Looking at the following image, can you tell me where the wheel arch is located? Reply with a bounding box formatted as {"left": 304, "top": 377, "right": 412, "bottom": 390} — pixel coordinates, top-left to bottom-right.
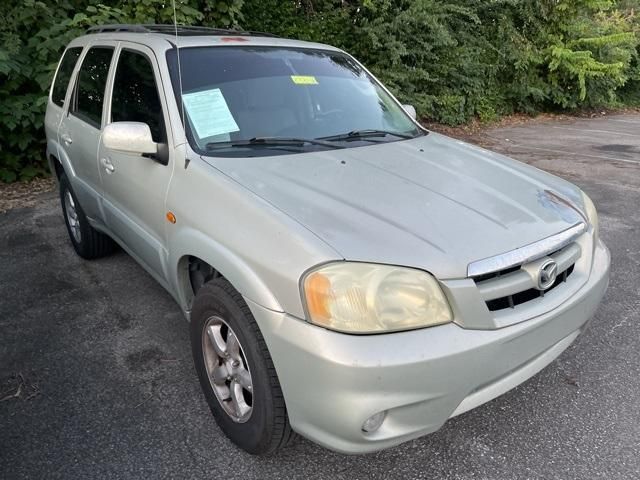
{"left": 47, "top": 139, "right": 76, "bottom": 183}
{"left": 49, "top": 153, "right": 65, "bottom": 180}
{"left": 47, "top": 146, "right": 64, "bottom": 181}
{"left": 170, "top": 228, "right": 283, "bottom": 318}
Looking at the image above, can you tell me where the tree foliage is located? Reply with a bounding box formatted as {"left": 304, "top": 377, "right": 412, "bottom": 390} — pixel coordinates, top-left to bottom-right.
{"left": 0, "top": 0, "right": 638, "bottom": 182}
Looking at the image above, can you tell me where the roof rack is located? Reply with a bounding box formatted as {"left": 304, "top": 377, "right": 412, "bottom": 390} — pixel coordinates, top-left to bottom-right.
{"left": 86, "top": 24, "right": 278, "bottom": 38}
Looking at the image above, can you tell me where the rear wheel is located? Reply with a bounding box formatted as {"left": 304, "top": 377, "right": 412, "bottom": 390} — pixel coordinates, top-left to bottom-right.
{"left": 59, "top": 173, "right": 114, "bottom": 259}
{"left": 190, "top": 278, "right": 294, "bottom": 454}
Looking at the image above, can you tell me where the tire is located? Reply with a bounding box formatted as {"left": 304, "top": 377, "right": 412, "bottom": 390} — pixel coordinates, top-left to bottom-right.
{"left": 190, "top": 278, "right": 294, "bottom": 454}
{"left": 59, "top": 173, "right": 115, "bottom": 259}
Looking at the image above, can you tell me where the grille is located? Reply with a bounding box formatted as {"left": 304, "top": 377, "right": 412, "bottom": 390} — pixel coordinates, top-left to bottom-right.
{"left": 473, "top": 243, "right": 581, "bottom": 312}
{"left": 485, "top": 265, "right": 575, "bottom": 311}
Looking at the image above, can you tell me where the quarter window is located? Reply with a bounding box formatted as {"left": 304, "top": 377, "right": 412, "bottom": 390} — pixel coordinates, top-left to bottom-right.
{"left": 111, "top": 50, "right": 165, "bottom": 142}
{"left": 72, "top": 47, "right": 114, "bottom": 128}
{"left": 51, "top": 47, "right": 82, "bottom": 107}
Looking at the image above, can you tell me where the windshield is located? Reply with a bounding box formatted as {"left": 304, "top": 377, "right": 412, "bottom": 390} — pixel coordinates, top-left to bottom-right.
{"left": 166, "top": 46, "right": 423, "bottom": 156}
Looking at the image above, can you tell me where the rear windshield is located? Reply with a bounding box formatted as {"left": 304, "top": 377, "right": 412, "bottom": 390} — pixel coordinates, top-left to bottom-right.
{"left": 166, "top": 46, "right": 422, "bottom": 156}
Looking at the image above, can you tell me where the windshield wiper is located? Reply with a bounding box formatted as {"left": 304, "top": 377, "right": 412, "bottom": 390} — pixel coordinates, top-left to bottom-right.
{"left": 205, "top": 136, "right": 345, "bottom": 150}
{"left": 318, "top": 129, "right": 416, "bottom": 142}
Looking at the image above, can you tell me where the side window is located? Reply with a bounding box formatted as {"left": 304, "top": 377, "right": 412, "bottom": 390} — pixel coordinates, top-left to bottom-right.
{"left": 51, "top": 47, "right": 82, "bottom": 107}
{"left": 111, "top": 50, "right": 165, "bottom": 143}
{"left": 71, "top": 47, "right": 114, "bottom": 128}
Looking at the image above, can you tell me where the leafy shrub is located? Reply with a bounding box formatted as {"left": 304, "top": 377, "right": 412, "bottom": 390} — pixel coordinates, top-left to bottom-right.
{"left": 0, "top": 0, "right": 638, "bottom": 182}
{"left": 242, "top": 0, "right": 639, "bottom": 123}
{"left": 0, "top": 0, "right": 239, "bottom": 183}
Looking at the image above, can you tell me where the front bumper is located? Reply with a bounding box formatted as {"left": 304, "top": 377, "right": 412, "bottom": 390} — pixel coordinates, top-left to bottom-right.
{"left": 249, "top": 240, "right": 610, "bottom": 454}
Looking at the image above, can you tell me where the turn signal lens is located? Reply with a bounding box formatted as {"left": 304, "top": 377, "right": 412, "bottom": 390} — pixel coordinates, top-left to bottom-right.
{"left": 302, "top": 262, "right": 452, "bottom": 334}
{"left": 305, "top": 271, "right": 331, "bottom": 323}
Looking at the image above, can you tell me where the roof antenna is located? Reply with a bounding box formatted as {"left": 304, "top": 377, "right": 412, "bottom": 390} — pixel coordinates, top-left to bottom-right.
{"left": 171, "top": 0, "right": 189, "bottom": 169}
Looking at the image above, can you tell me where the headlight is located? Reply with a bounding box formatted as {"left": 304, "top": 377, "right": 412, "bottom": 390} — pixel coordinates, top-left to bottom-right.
{"left": 581, "top": 191, "right": 599, "bottom": 239}
{"left": 301, "top": 262, "right": 452, "bottom": 334}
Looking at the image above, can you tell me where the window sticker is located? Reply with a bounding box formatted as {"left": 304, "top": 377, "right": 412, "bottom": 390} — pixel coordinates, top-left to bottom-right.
{"left": 291, "top": 75, "right": 318, "bottom": 85}
{"left": 182, "top": 88, "right": 240, "bottom": 138}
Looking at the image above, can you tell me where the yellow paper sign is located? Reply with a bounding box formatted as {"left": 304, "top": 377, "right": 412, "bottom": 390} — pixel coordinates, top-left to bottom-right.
{"left": 291, "top": 75, "right": 318, "bottom": 85}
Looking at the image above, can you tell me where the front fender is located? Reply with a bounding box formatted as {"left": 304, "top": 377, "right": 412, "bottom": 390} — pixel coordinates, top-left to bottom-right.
{"left": 168, "top": 226, "right": 282, "bottom": 317}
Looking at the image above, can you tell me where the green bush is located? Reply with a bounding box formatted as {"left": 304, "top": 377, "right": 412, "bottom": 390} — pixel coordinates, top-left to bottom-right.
{"left": 0, "top": 0, "right": 638, "bottom": 182}
{"left": 0, "top": 0, "right": 239, "bottom": 182}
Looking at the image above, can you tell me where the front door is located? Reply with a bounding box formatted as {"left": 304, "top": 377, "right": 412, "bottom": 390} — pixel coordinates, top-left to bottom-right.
{"left": 98, "top": 43, "right": 173, "bottom": 281}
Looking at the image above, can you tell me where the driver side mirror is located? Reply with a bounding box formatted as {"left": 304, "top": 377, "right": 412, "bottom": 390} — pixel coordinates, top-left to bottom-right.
{"left": 103, "top": 121, "right": 158, "bottom": 156}
{"left": 402, "top": 104, "right": 417, "bottom": 120}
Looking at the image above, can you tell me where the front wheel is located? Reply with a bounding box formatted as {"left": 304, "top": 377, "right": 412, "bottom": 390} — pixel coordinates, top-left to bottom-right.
{"left": 190, "top": 278, "right": 294, "bottom": 454}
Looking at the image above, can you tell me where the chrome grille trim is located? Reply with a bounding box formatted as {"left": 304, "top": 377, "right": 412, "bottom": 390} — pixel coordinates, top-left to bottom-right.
{"left": 476, "top": 243, "right": 581, "bottom": 302}
{"left": 467, "top": 223, "right": 586, "bottom": 278}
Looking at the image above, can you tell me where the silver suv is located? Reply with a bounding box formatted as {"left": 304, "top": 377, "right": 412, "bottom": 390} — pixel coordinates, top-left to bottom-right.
{"left": 45, "top": 24, "right": 610, "bottom": 455}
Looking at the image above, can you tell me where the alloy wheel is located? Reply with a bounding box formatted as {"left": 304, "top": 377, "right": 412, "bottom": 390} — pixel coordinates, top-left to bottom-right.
{"left": 202, "top": 316, "right": 254, "bottom": 423}
{"left": 64, "top": 189, "right": 81, "bottom": 243}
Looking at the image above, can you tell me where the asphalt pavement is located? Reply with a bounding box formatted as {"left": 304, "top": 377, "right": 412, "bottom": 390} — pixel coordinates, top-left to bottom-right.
{"left": 1, "top": 114, "right": 639, "bottom": 479}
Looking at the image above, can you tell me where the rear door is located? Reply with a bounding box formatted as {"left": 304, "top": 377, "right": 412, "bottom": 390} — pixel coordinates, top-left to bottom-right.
{"left": 46, "top": 46, "right": 83, "bottom": 174}
{"left": 59, "top": 43, "right": 116, "bottom": 220}
{"left": 99, "top": 43, "right": 173, "bottom": 280}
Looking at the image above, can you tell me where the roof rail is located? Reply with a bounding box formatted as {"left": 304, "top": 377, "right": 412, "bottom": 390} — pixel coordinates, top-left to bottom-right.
{"left": 85, "top": 24, "right": 279, "bottom": 38}
{"left": 86, "top": 24, "right": 148, "bottom": 34}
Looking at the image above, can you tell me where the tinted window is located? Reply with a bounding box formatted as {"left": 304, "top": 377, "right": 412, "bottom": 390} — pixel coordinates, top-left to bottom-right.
{"left": 72, "top": 47, "right": 114, "bottom": 128}
{"left": 111, "top": 50, "right": 164, "bottom": 142}
{"left": 51, "top": 47, "right": 82, "bottom": 107}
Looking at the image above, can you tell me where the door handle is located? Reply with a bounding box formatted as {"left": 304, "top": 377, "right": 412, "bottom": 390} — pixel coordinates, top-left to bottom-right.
{"left": 61, "top": 133, "right": 73, "bottom": 145}
{"left": 101, "top": 157, "right": 115, "bottom": 174}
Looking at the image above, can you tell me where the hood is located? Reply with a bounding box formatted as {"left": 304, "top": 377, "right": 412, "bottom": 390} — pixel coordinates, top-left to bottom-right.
{"left": 203, "top": 133, "right": 585, "bottom": 279}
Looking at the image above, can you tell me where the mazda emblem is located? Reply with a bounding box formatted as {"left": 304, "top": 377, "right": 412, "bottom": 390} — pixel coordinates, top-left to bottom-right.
{"left": 537, "top": 259, "right": 559, "bottom": 290}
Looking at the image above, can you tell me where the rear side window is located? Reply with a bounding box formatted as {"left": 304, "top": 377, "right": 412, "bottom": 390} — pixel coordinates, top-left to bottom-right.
{"left": 51, "top": 47, "right": 82, "bottom": 107}
{"left": 72, "top": 47, "right": 114, "bottom": 128}
{"left": 111, "top": 50, "right": 165, "bottom": 142}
